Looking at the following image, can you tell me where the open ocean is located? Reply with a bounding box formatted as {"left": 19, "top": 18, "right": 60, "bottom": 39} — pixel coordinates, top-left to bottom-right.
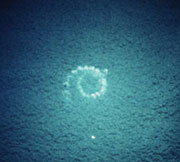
{"left": 0, "top": 0, "right": 180, "bottom": 161}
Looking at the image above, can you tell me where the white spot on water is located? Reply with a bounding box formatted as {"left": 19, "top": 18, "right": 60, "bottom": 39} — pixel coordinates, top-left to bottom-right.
{"left": 71, "top": 70, "right": 77, "bottom": 74}
{"left": 84, "top": 65, "right": 88, "bottom": 70}
{"left": 91, "top": 135, "right": 96, "bottom": 139}
{"left": 91, "top": 93, "right": 96, "bottom": 98}
{"left": 78, "top": 66, "right": 83, "bottom": 71}
{"left": 104, "top": 69, "right": 108, "bottom": 74}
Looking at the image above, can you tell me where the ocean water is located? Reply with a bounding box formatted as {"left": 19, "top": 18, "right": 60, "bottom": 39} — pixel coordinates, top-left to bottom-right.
{"left": 0, "top": 0, "right": 180, "bottom": 161}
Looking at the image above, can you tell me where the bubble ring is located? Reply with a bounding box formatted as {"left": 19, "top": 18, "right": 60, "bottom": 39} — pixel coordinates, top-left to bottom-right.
{"left": 70, "top": 66, "right": 108, "bottom": 99}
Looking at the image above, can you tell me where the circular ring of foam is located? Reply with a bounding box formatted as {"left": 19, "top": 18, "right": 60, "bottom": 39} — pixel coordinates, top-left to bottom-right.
{"left": 71, "top": 66, "right": 108, "bottom": 98}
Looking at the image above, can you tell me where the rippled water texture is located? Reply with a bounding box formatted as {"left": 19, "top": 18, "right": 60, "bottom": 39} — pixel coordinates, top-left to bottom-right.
{"left": 0, "top": 0, "right": 180, "bottom": 161}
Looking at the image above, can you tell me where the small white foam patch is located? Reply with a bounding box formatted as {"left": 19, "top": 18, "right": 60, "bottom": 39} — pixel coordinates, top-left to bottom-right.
{"left": 104, "top": 69, "right": 108, "bottom": 74}
{"left": 95, "top": 92, "right": 100, "bottom": 96}
{"left": 84, "top": 66, "right": 88, "bottom": 70}
{"left": 102, "top": 79, "right": 107, "bottom": 86}
{"left": 91, "top": 93, "right": 96, "bottom": 98}
{"left": 71, "top": 70, "right": 77, "bottom": 74}
{"left": 89, "top": 66, "right": 95, "bottom": 70}
{"left": 91, "top": 135, "right": 96, "bottom": 139}
{"left": 78, "top": 66, "right": 83, "bottom": 71}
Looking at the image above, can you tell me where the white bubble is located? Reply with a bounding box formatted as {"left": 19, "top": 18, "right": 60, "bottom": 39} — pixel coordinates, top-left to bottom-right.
{"left": 102, "top": 79, "right": 107, "bottom": 86}
{"left": 71, "top": 70, "right": 77, "bottom": 74}
{"left": 104, "top": 69, "right": 108, "bottom": 74}
{"left": 91, "top": 135, "right": 96, "bottom": 139}
{"left": 84, "top": 66, "right": 88, "bottom": 70}
{"left": 89, "top": 66, "right": 95, "bottom": 71}
{"left": 100, "top": 86, "right": 106, "bottom": 94}
{"left": 95, "top": 92, "right": 100, "bottom": 96}
{"left": 91, "top": 93, "right": 96, "bottom": 98}
{"left": 77, "top": 66, "right": 83, "bottom": 71}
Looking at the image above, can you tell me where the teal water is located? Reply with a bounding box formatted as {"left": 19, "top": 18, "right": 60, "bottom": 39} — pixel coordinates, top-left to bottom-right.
{"left": 0, "top": 0, "right": 180, "bottom": 161}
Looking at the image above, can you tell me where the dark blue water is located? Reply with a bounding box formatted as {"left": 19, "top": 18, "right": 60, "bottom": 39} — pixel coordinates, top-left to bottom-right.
{"left": 0, "top": 0, "right": 180, "bottom": 161}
